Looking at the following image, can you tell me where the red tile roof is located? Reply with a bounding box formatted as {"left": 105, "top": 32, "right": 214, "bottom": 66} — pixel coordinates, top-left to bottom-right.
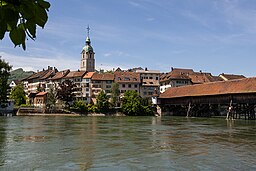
{"left": 188, "top": 72, "right": 223, "bottom": 84}
{"left": 219, "top": 73, "right": 246, "bottom": 80}
{"left": 160, "top": 77, "right": 256, "bottom": 99}
{"left": 36, "top": 92, "right": 48, "bottom": 96}
{"left": 83, "top": 72, "right": 95, "bottom": 78}
{"left": 114, "top": 71, "right": 140, "bottom": 83}
{"left": 160, "top": 68, "right": 192, "bottom": 82}
{"left": 64, "top": 71, "right": 87, "bottom": 78}
{"left": 26, "top": 70, "right": 50, "bottom": 80}
{"left": 50, "top": 70, "right": 70, "bottom": 80}
{"left": 92, "top": 73, "right": 114, "bottom": 81}
{"left": 24, "top": 67, "right": 58, "bottom": 81}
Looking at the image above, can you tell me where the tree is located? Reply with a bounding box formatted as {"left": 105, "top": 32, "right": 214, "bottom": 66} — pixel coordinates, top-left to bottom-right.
{"left": 10, "top": 84, "right": 26, "bottom": 106}
{"left": 36, "top": 84, "right": 45, "bottom": 92}
{"left": 72, "top": 100, "right": 88, "bottom": 114}
{"left": 121, "top": 90, "right": 154, "bottom": 116}
{"left": 57, "top": 80, "right": 76, "bottom": 107}
{"left": 46, "top": 84, "right": 57, "bottom": 110}
{"left": 110, "top": 82, "right": 120, "bottom": 107}
{"left": 121, "top": 90, "right": 141, "bottom": 116}
{"left": 0, "top": 57, "right": 12, "bottom": 107}
{"left": 0, "top": 0, "right": 50, "bottom": 50}
{"left": 96, "top": 90, "right": 110, "bottom": 113}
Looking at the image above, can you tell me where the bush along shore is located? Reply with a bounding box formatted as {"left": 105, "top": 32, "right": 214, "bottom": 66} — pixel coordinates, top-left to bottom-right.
{"left": 16, "top": 106, "right": 151, "bottom": 116}
{"left": 15, "top": 90, "right": 155, "bottom": 116}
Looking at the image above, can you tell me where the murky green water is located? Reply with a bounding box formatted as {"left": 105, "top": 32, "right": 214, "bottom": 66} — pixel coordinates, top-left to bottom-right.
{"left": 0, "top": 116, "right": 255, "bottom": 171}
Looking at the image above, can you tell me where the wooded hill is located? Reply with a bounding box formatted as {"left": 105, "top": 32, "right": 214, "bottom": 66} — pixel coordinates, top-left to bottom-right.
{"left": 8, "top": 68, "right": 34, "bottom": 84}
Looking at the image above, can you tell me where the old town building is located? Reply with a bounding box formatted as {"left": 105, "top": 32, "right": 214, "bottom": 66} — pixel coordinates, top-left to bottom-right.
{"left": 91, "top": 73, "right": 115, "bottom": 103}
{"left": 136, "top": 68, "right": 160, "bottom": 98}
{"left": 114, "top": 71, "right": 140, "bottom": 97}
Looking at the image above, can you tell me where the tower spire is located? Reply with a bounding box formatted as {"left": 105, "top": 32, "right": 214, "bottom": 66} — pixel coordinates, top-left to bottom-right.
{"left": 86, "top": 25, "right": 91, "bottom": 45}
{"left": 87, "top": 25, "right": 90, "bottom": 38}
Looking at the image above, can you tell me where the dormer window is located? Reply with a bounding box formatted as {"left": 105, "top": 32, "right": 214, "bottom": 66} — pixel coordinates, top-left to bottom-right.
{"left": 124, "top": 77, "right": 130, "bottom": 81}
{"left": 133, "top": 78, "right": 137, "bottom": 81}
{"left": 118, "top": 77, "right": 121, "bottom": 81}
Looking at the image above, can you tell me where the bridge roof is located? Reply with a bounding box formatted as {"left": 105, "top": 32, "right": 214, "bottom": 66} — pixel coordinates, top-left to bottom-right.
{"left": 159, "top": 77, "right": 256, "bottom": 99}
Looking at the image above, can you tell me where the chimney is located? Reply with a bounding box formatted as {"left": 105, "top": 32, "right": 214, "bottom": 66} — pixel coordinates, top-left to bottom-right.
{"left": 145, "top": 67, "right": 148, "bottom": 71}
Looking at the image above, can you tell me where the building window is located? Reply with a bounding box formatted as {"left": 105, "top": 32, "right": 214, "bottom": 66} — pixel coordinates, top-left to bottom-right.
{"left": 156, "top": 77, "right": 158, "bottom": 80}
{"left": 133, "top": 78, "right": 137, "bottom": 81}
{"left": 122, "top": 84, "right": 125, "bottom": 88}
{"left": 128, "top": 84, "right": 131, "bottom": 88}
{"left": 118, "top": 77, "right": 121, "bottom": 81}
{"left": 124, "top": 77, "right": 130, "bottom": 81}
{"left": 106, "top": 85, "right": 111, "bottom": 89}
{"left": 106, "top": 80, "right": 112, "bottom": 84}
{"left": 149, "top": 77, "right": 153, "bottom": 79}
{"left": 134, "top": 84, "right": 138, "bottom": 88}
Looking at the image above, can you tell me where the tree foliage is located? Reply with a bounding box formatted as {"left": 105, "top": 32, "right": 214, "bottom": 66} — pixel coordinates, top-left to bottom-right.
{"left": 111, "top": 82, "right": 120, "bottom": 107}
{"left": 121, "top": 90, "right": 141, "bottom": 116}
{"left": 0, "top": 57, "right": 12, "bottom": 106}
{"left": 0, "top": 0, "right": 50, "bottom": 50}
{"left": 57, "top": 80, "right": 76, "bottom": 107}
{"left": 46, "top": 84, "right": 57, "bottom": 110}
{"left": 10, "top": 84, "right": 26, "bottom": 106}
{"left": 96, "top": 90, "right": 110, "bottom": 113}
{"left": 121, "top": 90, "right": 153, "bottom": 116}
{"left": 72, "top": 100, "right": 88, "bottom": 113}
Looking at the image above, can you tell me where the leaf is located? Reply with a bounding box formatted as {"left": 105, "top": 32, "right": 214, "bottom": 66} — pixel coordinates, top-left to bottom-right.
{"left": 35, "top": 4, "right": 48, "bottom": 28}
{"left": 26, "top": 20, "right": 36, "bottom": 38}
{"left": 9, "top": 25, "right": 26, "bottom": 46}
{"left": 37, "top": 0, "right": 50, "bottom": 10}
{"left": 22, "top": 42, "right": 26, "bottom": 50}
{"left": 20, "top": 2, "right": 36, "bottom": 20}
{"left": 0, "top": 15, "right": 7, "bottom": 39}
{"left": 0, "top": 1, "right": 8, "bottom": 6}
{"left": 3, "top": 9, "right": 18, "bottom": 31}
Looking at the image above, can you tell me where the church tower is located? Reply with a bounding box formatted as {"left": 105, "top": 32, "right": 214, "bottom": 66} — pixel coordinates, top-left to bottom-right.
{"left": 80, "top": 26, "right": 95, "bottom": 72}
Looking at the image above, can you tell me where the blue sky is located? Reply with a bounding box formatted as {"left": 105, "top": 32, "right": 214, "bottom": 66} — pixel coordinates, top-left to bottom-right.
{"left": 1, "top": 0, "right": 256, "bottom": 76}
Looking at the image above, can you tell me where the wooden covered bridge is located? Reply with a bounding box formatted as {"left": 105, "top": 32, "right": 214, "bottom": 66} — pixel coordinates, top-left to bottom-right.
{"left": 158, "top": 77, "right": 256, "bottom": 120}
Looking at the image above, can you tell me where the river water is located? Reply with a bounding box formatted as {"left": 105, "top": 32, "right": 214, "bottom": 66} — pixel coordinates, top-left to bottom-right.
{"left": 0, "top": 116, "right": 255, "bottom": 171}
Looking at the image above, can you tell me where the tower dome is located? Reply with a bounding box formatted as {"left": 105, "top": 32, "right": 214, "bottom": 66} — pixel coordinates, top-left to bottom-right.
{"left": 82, "top": 36, "right": 93, "bottom": 52}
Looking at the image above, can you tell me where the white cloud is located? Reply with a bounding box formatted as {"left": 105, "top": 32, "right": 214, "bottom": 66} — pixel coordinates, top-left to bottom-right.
{"left": 129, "top": 1, "right": 140, "bottom": 7}
{"left": 103, "top": 53, "right": 111, "bottom": 57}
{"left": 0, "top": 52, "right": 79, "bottom": 72}
{"left": 146, "top": 17, "right": 155, "bottom": 21}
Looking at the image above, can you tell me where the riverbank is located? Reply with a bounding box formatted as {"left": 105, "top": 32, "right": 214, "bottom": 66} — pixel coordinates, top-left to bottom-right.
{"left": 16, "top": 113, "right": 81, "bottom": 116}
{"left": 16, "top": 112, "right": 126, "bottom": 116}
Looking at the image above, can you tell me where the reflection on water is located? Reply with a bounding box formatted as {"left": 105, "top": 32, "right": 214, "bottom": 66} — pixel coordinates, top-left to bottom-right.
{"left": 0, "top": 116, "right": 255, "bottom": 170}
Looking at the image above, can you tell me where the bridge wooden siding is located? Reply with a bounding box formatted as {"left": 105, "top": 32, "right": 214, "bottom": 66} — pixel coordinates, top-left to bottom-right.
{"left": 158, "top": 77, "right": 256, "bottom": 119}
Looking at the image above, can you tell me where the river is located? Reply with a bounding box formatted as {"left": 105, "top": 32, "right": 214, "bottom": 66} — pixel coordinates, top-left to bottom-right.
{"left": 0, "top": 116, "right": 255, "bottom": 171}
